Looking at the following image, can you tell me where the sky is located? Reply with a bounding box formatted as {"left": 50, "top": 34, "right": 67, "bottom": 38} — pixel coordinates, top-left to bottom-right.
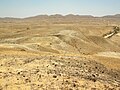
{"left": 0, "top": 0, "right": 120, "bottom": 18}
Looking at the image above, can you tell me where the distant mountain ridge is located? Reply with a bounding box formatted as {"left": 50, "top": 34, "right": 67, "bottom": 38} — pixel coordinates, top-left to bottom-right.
{"left": 103, "top": 14, "right": 120, "bottom": 18}
{"left": 0, "top": 14, "right": 120, "bottom": 20}
{"left": 25, "top": 14, "right": 94, "bottom": 19}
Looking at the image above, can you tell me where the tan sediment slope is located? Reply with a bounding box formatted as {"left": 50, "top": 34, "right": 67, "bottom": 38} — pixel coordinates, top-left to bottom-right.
{"left": 0, "top": 15, "right": 120, "bottom": 90}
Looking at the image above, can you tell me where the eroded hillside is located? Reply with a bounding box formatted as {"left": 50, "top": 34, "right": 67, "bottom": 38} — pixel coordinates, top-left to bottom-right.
{"left": 0, "top": 15, "right": 120, "bottom": 90}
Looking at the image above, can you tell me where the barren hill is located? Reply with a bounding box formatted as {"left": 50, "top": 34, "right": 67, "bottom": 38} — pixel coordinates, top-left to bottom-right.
{"left": 0, "top": 14, "right": 120, "bottom": 90}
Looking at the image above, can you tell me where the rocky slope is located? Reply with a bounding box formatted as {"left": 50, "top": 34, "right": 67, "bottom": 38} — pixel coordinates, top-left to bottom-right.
{"left": 0, "top": 15, "right": 120, "bottom": 90}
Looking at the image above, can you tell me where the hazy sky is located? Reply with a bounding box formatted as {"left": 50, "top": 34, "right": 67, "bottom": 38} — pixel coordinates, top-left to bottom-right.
{"left": 0, "top": 0, "right": 120, "bottom": 18}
